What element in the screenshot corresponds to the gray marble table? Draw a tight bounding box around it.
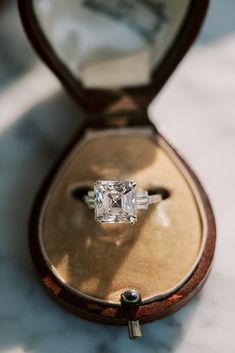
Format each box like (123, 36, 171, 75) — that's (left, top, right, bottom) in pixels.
(0, 1, 234, 352)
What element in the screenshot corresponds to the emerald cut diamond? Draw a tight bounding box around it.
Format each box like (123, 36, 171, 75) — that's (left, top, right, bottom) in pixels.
(84, 180, 163, 225)
(94, 180, 137, 224)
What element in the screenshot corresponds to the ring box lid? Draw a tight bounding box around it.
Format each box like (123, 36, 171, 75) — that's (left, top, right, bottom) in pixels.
(18, 0, 209, 115)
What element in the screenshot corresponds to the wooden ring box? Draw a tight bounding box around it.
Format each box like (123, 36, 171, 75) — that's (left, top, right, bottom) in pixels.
(18, 0, 216, 339)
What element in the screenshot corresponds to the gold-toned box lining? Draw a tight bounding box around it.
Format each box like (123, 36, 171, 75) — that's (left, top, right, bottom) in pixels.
(39, 127, 206, 304)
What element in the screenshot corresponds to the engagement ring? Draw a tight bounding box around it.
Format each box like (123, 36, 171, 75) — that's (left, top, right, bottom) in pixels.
(84, 180, 162, 224)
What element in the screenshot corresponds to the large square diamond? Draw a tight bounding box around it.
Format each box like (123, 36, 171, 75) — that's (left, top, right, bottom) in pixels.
(94, 180, 137, 224)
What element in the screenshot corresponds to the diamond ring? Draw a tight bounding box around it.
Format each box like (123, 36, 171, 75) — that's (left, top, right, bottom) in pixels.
(84, 180, 163, 224)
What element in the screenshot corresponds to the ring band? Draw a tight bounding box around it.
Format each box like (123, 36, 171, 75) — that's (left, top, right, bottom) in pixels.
(84, 180, 162, 224)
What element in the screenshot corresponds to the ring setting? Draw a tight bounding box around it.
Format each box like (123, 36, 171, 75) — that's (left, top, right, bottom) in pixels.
(84, 180, 162, 224)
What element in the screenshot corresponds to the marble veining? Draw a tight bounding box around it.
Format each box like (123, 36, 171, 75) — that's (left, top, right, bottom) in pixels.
(0, 1, 234, 352)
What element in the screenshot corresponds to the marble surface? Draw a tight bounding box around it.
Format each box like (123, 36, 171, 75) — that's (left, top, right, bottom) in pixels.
(0, 1, 234, 352)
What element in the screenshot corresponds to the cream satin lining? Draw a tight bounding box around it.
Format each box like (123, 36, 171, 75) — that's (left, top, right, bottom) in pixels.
(33, 0, 190, 88)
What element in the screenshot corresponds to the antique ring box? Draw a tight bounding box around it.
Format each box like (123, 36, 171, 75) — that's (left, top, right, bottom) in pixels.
(19, 0, 216, 339)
